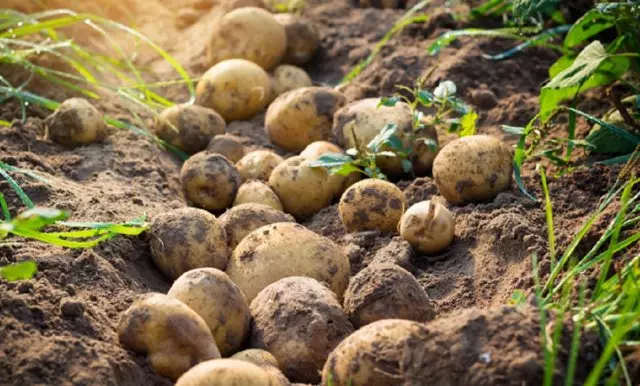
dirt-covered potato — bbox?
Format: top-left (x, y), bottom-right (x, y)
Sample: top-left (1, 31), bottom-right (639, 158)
top-left (180, 152), bottom-right (242, 212)
top-left (149, 208), bottom-right (229, 279)
top-left (117, 293), bottom-right (221, 380)
top-left (207, 134), bottom-right (245, 163)
top-left (233, 180), bottom-right (284, 211)
top-left (207, 7), bottom-right (286, 70)
top-left (433, 135), bottom-right (512, 205)
top-left (232, 349), bottom-right (290, 386)
top-left (299, 141), bottom-right (362, 198)
top-left (352, 0), bottom-right (402, 8)
top-left (154, 104), bottom-right (225, 154)
top-left (44, 97), bottom-right (105, 147)
top-left (226, 222), bottom-right (350, 302)
top-left (218, 203), bottom-right (295, 250)
top-left (343, 264), bottom-right (434, 328)
top-left (268, 156), bottom-right (335, 220)
top-left (196, 59), bottom-right (272, 122)
top-left (274, 14), bottom-right (319, 65)
top-left (271, 65), bottom-right (313, 98)
top-left (236, 150), bottom-right (284, 181)
top-left (399, 200), bottom-right (455, 254)
top-left (266, 87), bottom-right (346, 152)
top-left (339, 179), bottom-right (406, 233)
top-left (250, 277), bottom-right (354, 383)
top-left (175, 359), bottom-right (274, 386)
top-left (167, 268), bottom-right (250, 356)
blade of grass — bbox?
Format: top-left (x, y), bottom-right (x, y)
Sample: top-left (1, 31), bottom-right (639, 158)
top-left (538, 165), bottom-right (557, 268)
top-left (564, 280), bottom-right (586, 386)
top-left (0, 192), bottom-right (10, 221)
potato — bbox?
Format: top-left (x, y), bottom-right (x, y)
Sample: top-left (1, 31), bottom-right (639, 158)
top-left (180, 152), bottom-right (242, 212)
top-left (271, 65), bottom-right (313, 98)
top-left (236, 150), bottom-right (284, 181)
top-left (274, 14), bottom-right (319, 65)
top-left (220, 0), bottom-right (267, 13)
top-left (233, 180), bottom-right (284, 211)
top-left (299, 141), bottom-right (362, 198)
top-left (226, 222), bottom-right (350, 302)
top-left (432, 135), bottom-right (512, 205)
top-left (175, 359), bottom-right (274, 386)
top-left (266, 87), bottom-right (346, 152)
top-left (154, 104), bottom-right (225, 154)
top-left (117, 293), bottom-right (221, 380)
top-left (207, 134), bottom-right (245, 163)
top-left (207, 7), bottom-right (286, 70)
top-left (196, 59), bottom-right (272, 122)
top-left (218, 203), bottom-right (295, 250)
top-left (167, 268), bottom-right (250, 356)
top-left (232, 349), bottom-right (291, 386)
top-left (399, 200), bottom-right (454, 254)
top-left (44, 97), bottom-right (105, 147)
top-left (268, 156), bottom-right (335, 220)
top-left (338, 179), bottom-right (406, 233)
top-left (149, 208), bottom-right (229, 279)
top-left (250, 277), bottom-right (354, 383)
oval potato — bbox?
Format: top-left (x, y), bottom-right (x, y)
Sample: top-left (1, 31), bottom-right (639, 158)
top-left (154, 104), bottom-right (225, 154)
top-left (339, 179), bottom-right (406, 233)
top-left (180, 152), bottom-right (242, 212)
top-left (399, 200), bottom-right (455, 254)
top-left (236, 150), bottom-right (284, 181)
top-left (274, 13), bottom-right (319, 65)
top-left (271, 65), bottom-right (313, 98)
top-left (233, 180), bottom-right (284, 211)
top-left (218, 203), bottom-right (295, 250)
top-left (207, 134), bottom-right (245, 163)
top-left (44, 98), bottom-right (105, 147)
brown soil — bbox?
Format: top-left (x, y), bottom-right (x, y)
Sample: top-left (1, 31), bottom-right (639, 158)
top-left (0, 0), bottom-right (625, 385)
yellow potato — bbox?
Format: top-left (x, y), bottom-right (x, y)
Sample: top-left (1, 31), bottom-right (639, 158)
top-left (180, 152), bottom-right (242, 212)
top-left (236, 150), bottom-right (284, 181)
top-left (207, 134), bottom-right (245, 163)
top-left (220, 0), bottom-right (267, 13)
top-left (218, 203), bottom-right (295, 250)
top-left (299, 141), bottom-right (362, 198)
top-left (271, 65), bottom-right (313, 98)
top-left (154, 104), bottom-right (225, 154)
top-left (274, 13), bottom-right (319, 65)
top-left (232, 349), bottom-right (280, 369)
top-left (338, 179), bottom-right (406, 233)
top-left (175, 359), bottom-right (274, 386)
top-left (399, 200), bottom-right (455, 254)
top-left (44, 97), bottom-right (105, 147)
top-left (233, 180), bottom-right (284, 211)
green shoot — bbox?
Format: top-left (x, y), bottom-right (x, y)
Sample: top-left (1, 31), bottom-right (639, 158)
top-left (0, 260), bottom-right (37, 281)
top-left (537, 165), bottom-right (556, 268)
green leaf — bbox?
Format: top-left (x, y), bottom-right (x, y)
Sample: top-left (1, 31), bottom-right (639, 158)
top-left (509, 289), bottom-right (527, 306)
top-left (502, 125), bottom-right (526, 135)
top-left (545, 41), bottom-right (608, 89)
top-left (377, 151), bottom-right (398, 158)
top-left (12, 207), bottom-right (69, 231)
top-left (308, 153), bottom-right (353, 169)
top-left (367, 123), bottom-right (398, 153)
top-left (564, 9), bottom-right (614, 49)
top-left (0, 192), bottom-right (9, 222)
top-left (417, 137), bottom-right (438, 152)
top-left (332, 163), bottom-right (362, 177)
top-left (0, 261), bottom-right (37, 281)
top-left (417, 90), bottom-right (434, 106)
top-left (460, 111), bottom-right (478, 137)
top-left (378, 96), bottom-right (401, 107)
top-left (512, 0), bottom-right (559, 22)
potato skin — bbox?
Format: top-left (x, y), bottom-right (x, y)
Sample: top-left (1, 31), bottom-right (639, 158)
top-left (180, 152), bottom-right (242, 212)
top-left (299, 141), bottom-right (362, 198)
top-left (399, 200), bottom-right (455, 254)
top-left (175, 359), bottom-right (274, 386)
top-left (218, 203), bottom-right (295, 250)
top-left (44, 97), bottom-right (105, 147)
top-left (154, 104), bottom-right (225, 154)
top-left (339, 179), bottom-right (406, 233)
top-left (250, 277), bottom-right (354, 384)
top-left (271, 65), bottom-right (313, 98)
top-left (207, 7), bottom-right (286, 70)
top-left (236, 150), bottom-right (284, 181)
top-left (233, 180), bottom-right (284, 211)
top-left (266, 87), bottom-right (346, 152)
top-left (167, 268), bottom-right (250, 356)
top-left (232, 349), bottom-right (280, 369)
top-left (196, 59), bottom-right (272, 122)
top-left (207, 134), bottom-right (245, 163)
top-left (226, 222), bottom-right (350, 302)
top-left (432, 135), bottom-right (512, 205)
top-left (117, 293), bottom-right (221, 380)
top-left (274, 14), bottom-right (319, 65)
top-left (149, 208), bottom-right (229, 279)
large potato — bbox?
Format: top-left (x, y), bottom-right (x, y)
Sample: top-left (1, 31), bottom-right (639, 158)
top-left (271, 65), bottom-right (313, 98)
top-left (233, 180), bottom-right (284, 211)
top-left (339, 179), bottom-right (406, 233)
top-left (300, 141), bottom-right (361, 198)
top-left (180, 152), bottom-right (242, 212)
top-left (274, 14), bottom-right (319, 65)
top-left (226, 222), bottom-right (350, 302)
top-left (118, 293), bottom-right (221, 380)
top-left (266, 87), bottom-right (346, 152)
top-left (196, 59), bottom-right (272, 122)
top-left (399, 200), bottom-right (455, 254)
top-left (44, 98), bottom-right (105, 147)
top-left (149, 208), bottom-right (229, 279)
top-left (154, 104), bottom-right (225, 154)
top-left (175, 359), bottom-right (274, 386)
top-left (250, 277), bottom-right (354, 384)
top-left (218, 203), bottom-right (295, 250)
top-left (207, 7), bottom-right (286, 70)
top-left (207, 134), bottom-right (245, 163)
top-left (432, 135), bottom-right (512, 205)
top-left (236, 150), bottom-right (284, 181)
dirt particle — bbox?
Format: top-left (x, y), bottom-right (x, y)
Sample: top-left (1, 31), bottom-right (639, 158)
top-left (60, 298), bottom-right (85, 318)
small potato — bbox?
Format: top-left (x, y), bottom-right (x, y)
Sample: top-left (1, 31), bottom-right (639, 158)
top-left (196, 59), bottom-right (272, 122)
top-left (268, 156), bottom-right (335, 220)
top-left (266, 87), bottom-right (346, 152)
top-left (274, 14), bottom-right (319, 66)
top-left (180, 152), bottom-right (242, 212)
top-left (154, 104), bottom-right (225, 154)
top-left (271, 65), bottom-right (313, 98)
top-left (207, 134), bottom-right (245, 163)
top-left (226, 222), bottom-right (350, 302)
top-left (236, 150), bottom-right (284, 181)
top-left (299, 141), bottom-right (362, 198)
top-left (207, 7), bottom-right (286, 70)
top-left (233, 180), bottom-right (284, 211)
top-left (44, 97), bottom-right (105, 147)
top-left (432, 135), bottom-right (512, 205)
top-left (232, 349), bottom-right (290, 386)
top-left (175, 359), bottom-right (273, 386)
top-left (218, 203), bottom-right (295, 250)
top-left (118, 293), bottom-right (221, 380)
top-left (168, 268), bottom-right (250, 356)
top-left (399, 200), bottom-right (454, 254)
top-left (149, 208), bottom-right (229, 279)
top-left (339, 179), bottom-right (406, 233)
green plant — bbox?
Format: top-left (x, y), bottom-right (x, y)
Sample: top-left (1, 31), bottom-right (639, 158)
top-left (0, 260), bottom-right (37, 281)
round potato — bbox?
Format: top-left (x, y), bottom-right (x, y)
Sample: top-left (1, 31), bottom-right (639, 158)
top-left (196, 59), bottom-right (272, 122)
top-left (266, 87), bottom-right (346, 152)
top-left (399, 200), bottom-right (455, 254)
top-left (274, 14), bottom-right (319, 65)
top-left (44, 97), bottom-right (105, 147)
top-left (207, 134), bottom-right (245, 163)
top-left (180, 152), bottom-right (242, 212)
top-left (175, 359), bottom-right (273, 386)
top-left (207, 7), bottom-right (286, 70)
top-left (168, 268), bottom-right (250, 356)
top-left (118, 293), bottom-right (221, 380)
top-left (232, 349), bottom-right (291, 386)
top-left (236, 150), bottom-right (284, 181)
top-left (299, 141), bottom-right (362, 198)
top-left (271, 65), bottom-right (313, 98)
top-left (339, 179), bottom-right (406, 233)
top-left (233, 180), bottom-right (284, 211)
top-left (218, 203), bottom-right (295, 250)
top-left (154, 104), bottom-right (225, 154)
top-left (226, 222), bottom-right (350, 302)
top-left (432, 135), bottom-right (512, 205)
top-left (149, 208), bottom-right (229, 279)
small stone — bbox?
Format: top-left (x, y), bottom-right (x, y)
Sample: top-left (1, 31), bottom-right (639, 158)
top-left (60, 298), bottom-right (85, 318)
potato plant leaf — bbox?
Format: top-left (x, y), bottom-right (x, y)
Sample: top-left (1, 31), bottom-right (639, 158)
top-left (564, 10), bottom-right (614, 49)
top-left (378, 96), bottom-right (401, 107)
top-left (460, 111), bottom-right (478, 137)
top-left (12, 207), bottom-right (69, 232)
top-left (512, 0), bottom-right (559, 22)
top-left (309, 153), bottom-right (353, 168)
top-left (545, 41), bottom-right (608, 89)
top-left (0, 261), bottom-right (37, 281)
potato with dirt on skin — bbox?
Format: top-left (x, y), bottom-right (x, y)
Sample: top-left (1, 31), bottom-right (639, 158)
top-left (233, 180), bottom-right (284, 211)
top-left (117, 293), bottom-right (221, 380)
top-left (339, 178), bottom-right (407, 233)
top-left (274, 13), bottom-right (319, 65)
top-left (167, 268), bottom-right (250, 356)
top-left (175, 359), bottom-right (275, 386)
top-left (266, 87), bottom-right (346, 152)
top-left (300, 141), bottom-right (362, 198)
top-left (207, 134), bottom-right (245, 163)
top-left (218, 203), bottom-right (295, 250)
top-left (196, 59), bottom-right (272, 122)
top-left (226, 222), bottom-right (351, 302)
top-left (154, 104), bottom-right (225, 154)
top-left (399, 200), bottom-right (455, 254)
top-left (433, 135), bottom-right (512, 205)
top-left (232, 349), bottom-right (290, 386)
top-left (44, 97), bottom-right (105, 147)
top-left (180, 152), bottom-right (242, 212)
top-left (149, 208), bottom-right (229, 280)
top-left (236, 150), bottom-right (284, 181)
top-left (271, 65), bottom-right (313, 98)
